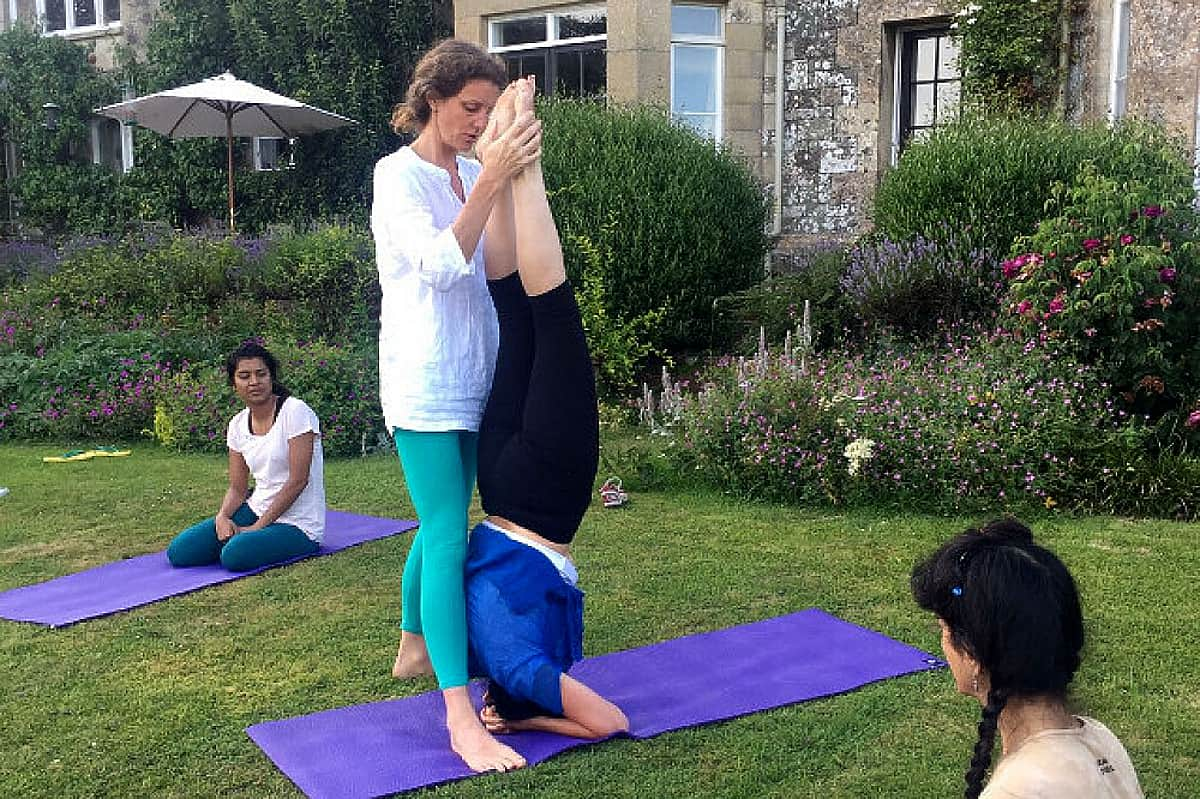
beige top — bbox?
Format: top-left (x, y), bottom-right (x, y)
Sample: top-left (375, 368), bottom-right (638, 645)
top-left (981, 716), bottom-right (1144, 799)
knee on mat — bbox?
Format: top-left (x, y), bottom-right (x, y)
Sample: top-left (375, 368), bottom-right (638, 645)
top-left (219, 538), bottom-right (262, 572)
top-left (588, 703), bottom-right (630, 738)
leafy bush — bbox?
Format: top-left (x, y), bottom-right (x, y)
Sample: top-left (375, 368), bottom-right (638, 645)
top-left (841, 232), bottom-right (998, 334)
top-left (259, 226), bottom-right (378, 345)
top-left (541, 98), bottom-right (770, 349)
top-left (151, 339), bottom-right (385, 456)
top-left (872, 116), bottom-right (1196, 257)
top-left (0, 332), bottom-right (184, 440)
top-left (714, 244), bottom-right (854, 351)
top-left (1003, 166), bottom-right (1200, 412)
top-left (660, 332), bottom-right (1199, 518)
top-left (568, 231), bottom-right (668, 396)
top-left (954, 0), bottom-right (1061, 110)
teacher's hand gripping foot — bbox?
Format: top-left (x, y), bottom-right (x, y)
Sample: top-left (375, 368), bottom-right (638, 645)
top-left (465, 74), bottom-right (629, 744)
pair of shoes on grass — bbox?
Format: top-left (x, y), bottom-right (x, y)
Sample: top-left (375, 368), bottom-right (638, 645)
top-left (42, 446), bottom-right (132, 464)
top-left (599, 477), bottom-right (629, 509)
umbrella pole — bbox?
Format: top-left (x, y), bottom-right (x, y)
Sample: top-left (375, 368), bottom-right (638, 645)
top-left (226, 110), bottom-right (235, 233)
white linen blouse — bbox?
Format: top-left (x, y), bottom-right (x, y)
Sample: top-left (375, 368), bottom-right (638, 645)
top-left (370, 146), bottom-right (499, 433)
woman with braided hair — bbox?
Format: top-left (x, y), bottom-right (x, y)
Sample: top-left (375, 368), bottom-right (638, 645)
top-left (911, 518), bottom-right (1143, 799)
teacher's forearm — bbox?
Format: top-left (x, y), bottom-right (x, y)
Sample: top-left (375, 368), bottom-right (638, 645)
top-left (451, 170), bottom-right (504, 261)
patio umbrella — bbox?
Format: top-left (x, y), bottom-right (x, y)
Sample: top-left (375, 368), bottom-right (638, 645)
top-left (96, 72), bottom-right (356, 231)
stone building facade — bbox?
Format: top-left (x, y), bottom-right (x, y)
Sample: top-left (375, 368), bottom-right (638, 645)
top-left (6, 0), bottom-right (1197, 248)
top-left (3, 0), bottom-right (160, 70)
top-left (453, 0), bottom-right (1199, 254)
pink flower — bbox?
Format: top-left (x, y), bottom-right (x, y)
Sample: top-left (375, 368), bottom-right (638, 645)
top-left (1047, 295), bottom-right (1066, 315)
top-left (1159, 267), bottom-right (1176, 283)
top-left (1082, 238), bottom-right (1102, 251)
top-left (1142, 205), bottom-right (1164, 218)
top-left (1015, 300), bottom-right (1032, 315)
top-left (1084, 327), bottom-right (1097, 337)
top-left (1187, 410), bottom-right (1200, 429)
top-left (1002, 259), bottom-right (1021, 279)
top-left (1120, 234), bottom-right (1135, 246)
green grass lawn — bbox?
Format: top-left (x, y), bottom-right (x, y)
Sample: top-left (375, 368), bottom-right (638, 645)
top-left (1, 441), bottom-right (1197, 798)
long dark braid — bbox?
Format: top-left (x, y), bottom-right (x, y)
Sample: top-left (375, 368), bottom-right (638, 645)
top-left (965, 687), bottom-right (1009, 799)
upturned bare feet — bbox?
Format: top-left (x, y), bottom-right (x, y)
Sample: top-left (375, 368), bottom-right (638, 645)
top-left (446, 688), bottom-right (526, 772)
top-left (476, 80), bottom-right (519, 162)
top-left (391, 631), bottom-right (433, 679)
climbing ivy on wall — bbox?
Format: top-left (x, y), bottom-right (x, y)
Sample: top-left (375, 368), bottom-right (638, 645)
top-left (953, 0), bottom-right (1065, 111)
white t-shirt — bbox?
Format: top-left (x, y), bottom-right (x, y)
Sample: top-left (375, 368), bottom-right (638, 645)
top-left (226, 396), bottom-right (326, 543)
top-left (371, 146), bottom-right (499, 432)
top-left (981, 716), bottom-right (1144, 799)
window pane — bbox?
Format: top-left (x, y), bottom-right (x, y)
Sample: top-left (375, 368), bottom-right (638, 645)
top-left (103, 0), bottom-right (120, 23)
top-left (557, 9), bottom-right (605, 39)
top-left (671, 5), bottom-right (720, 38)
top-left (73, 0), bottom-right (96, 27)
top-left (913, 83), bottom-right (935, 126)
top-left (45, 0), bottom-right (66, 30)
top-left (677, 112), bottom-right (716, 140)
top-left (517, 52), bottom-right (547, 92)
top-left (556, 50), bottom-right (582, 97)
top-left (936, 82), bottom-right (960, 123)
top-left (494, 16), bottom-right (547, 47)
top-left (580, 48), bottom-right (606, 95)
top-left (672, 45), bottom-right (718, 114)
top-left (937, 36), bottom-right (959, 79)
top-left (95, 119), bottom-right (121, 171)
top-left (915, 37), bottom-right (936, 81)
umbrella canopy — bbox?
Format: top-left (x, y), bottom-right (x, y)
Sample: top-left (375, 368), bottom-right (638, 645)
top-left (95, 72), bottom-right (356, 230)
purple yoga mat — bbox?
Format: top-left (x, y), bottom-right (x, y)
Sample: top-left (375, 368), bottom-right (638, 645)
top-left (247, 608), bottom-right (945, 798)
top-left (0, 510), bottom-right (417, 628)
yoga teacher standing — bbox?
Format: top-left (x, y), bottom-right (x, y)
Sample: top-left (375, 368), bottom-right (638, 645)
top-left (370, 39), bottom-right (540, 773)
top-left (167, 342), bottom-right (325, 571)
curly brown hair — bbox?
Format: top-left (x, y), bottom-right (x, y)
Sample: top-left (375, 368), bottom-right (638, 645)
top-left (391, 39), bottom-right (507, 134)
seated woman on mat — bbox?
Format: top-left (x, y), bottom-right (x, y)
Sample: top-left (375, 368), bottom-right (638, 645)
top-left (167, 342), bottom-right (326, 572)
top-left (464, 77), bottom-right (629, 741)
top-left (911, 518), bottom-right (1143, 799)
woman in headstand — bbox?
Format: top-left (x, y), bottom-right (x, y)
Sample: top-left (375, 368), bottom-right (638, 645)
top-left (167, 342), bottom-right (325, 572)
top-left (464, 79), bottom-right (629, 741)
top-left (371, 40), bottom-right (540, 772)
top-left (912, 518), bottom-right (1143, 798)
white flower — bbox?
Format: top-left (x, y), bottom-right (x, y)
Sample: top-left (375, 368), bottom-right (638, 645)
top-left (843, 437), bottom-right (876, 477)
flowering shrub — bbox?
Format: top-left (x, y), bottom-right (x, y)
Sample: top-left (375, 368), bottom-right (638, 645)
top-left (841, 232), bottom-right (998, 334)
top-left (0, 333), bottom-right (183, 440)
top-left (1004, 166), bottom-right (1200, 412)
top-left (663, 331), bottom-right (1186, 516)
top-left (953, 0), bottom-right (1061, 110)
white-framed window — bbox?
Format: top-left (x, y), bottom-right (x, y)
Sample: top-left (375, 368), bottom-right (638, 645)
top-left (90, 117), bottom-right (133, 173)
top-left (37, 0), bottom-right (120, 35)
top-left (487, 6), bottom-right (606, 97)
top-left (1108, 0), bottom-right (1130, 123)
top-left (253, 136), bottom-right (294, 171)
top-left (670, 4), bottom-right (724, 141)
top-left (890, 25), bottom-right (959, 163)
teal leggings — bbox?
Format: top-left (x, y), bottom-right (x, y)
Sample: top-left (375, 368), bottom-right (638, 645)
top-left (394, 428), bottom-right (477, 690)
top-left (167, 503), bottom-right (318, 572)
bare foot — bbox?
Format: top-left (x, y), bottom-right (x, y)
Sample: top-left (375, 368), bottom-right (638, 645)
top-left (476, 80), bottom-right (519, 161)
top-left (391, 631), bottom-right (433, 679)
top-left (448, 702), bottom-right (526, 772)
top-left (515, 75), bottom-right (535, 116)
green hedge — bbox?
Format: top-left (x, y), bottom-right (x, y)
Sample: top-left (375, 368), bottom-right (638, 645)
top-left (541, 98), bottom-right (770, 349)
top-left (872, 116), bottom-right (1196, 258)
